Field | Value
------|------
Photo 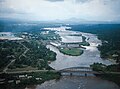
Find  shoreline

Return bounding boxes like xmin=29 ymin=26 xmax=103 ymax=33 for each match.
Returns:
xmin=47 ymin=29 xmax=114 ymax=70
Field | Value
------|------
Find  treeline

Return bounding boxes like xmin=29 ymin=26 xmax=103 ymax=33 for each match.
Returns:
xmin=91 ymin=63 xmax=120 ymax=86
xmin=71 ymin=24 xmax=120 ymax=65
xmin=0 ymin=71 xmax=60 ymax=89
xmin=0 ymin=41 xmax=24 ymax=71
xmin=9 ymin=40 xmax=56 ymax=70
xmin=0 ymin=39 xmax=56 ymax=71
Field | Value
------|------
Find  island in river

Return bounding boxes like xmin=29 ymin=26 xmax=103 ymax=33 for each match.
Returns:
xmin=0 ymin=25 xmax=120 ymax=89
xmin=25 ymin=26 xmax=119 ymax=89
xmin=44 ymin=26 xmax=114 ymax=70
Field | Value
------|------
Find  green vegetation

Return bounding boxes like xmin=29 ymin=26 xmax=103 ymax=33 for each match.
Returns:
xmin=0 ymin=31 xmax=61 ymax=89
xmin=7 ymin=66 xmax=38 ymax=72
xmin=0 ymin=31 xmax=58 ymax=71
xmin=0 ymin=71 xmax=61 ymax=89
xmin=90 ymin=63 xmax=107 ymax=72
xmin=90 ymin=63 xmax=120 ymax=86
xmin=81 ymin=36 xmax=90 ymax=46
xmin=9 ymin=40 xmax=56 ymax=70
xmin=91 ymin=63 xmax=119 ymax=72
xmin=59 ymin=48 xmax=83 ymax=56
xmin=79 ymin=42 xmax=90 ymax=46
xmin=58 ymin=35 xmax=86 ymax=56
xmin=96 ymin=74 xmax=120 ymax=87
xmin=97 ymin=29 xmax=120 ymax=70
xmin=69 ymin=34 xmax=82 ymax=36
xmin=72 ymin=24 xmax=120 ymax=86
xmin=20 ymin=71 xmax=60 ymax=84
xmin=0 ymin=41 xmax=25 ymax=71
xmin=72 ymin=24 xmax=120 ymax=65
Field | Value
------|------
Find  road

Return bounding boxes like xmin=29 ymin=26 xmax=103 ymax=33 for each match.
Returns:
xmin=60 ymin=70 xmax=120 ymax=75
xmin=3 ymin=59 xmax=15 ymax=73
xmin=2 ymin=41 xmax=29 ymax=73
xmin=0 ymin=69 xmax=58 ymax=74
xmin=1 ymin=68 xmax=120 ymax=75
xmin=18 ymin=41 xmax=29 ymax=59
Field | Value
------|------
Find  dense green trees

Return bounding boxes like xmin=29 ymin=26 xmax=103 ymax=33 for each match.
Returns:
xmin=10 ymin=40 xmax=56 ymax=70
xmin=0 ymin=41 xmax=24 ymax=70
xmin=72 ymin=24 xmax=120 ymax=66
xmin=0 ymin=39 xmax=56 ymax=71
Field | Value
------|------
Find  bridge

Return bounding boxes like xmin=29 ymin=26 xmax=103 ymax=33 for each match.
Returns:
xmin=0 ymin=67 xmax=120 ymax=76
xmin=59 ymin=67 xmax=120 ymax=76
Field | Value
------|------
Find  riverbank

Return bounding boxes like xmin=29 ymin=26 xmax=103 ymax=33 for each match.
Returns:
xmin=59 ymin=48 xmax=83 ymax=56
xmin=0 ymin=32 xmax=61 ymax=89
xmin=91 ymin=63 xmax=120 ymax=86
xmin=0 ymin=71 xmax=61 ymax=89
xmin=96 ymin=73 xmax=120 ymax=87
xmin=47 ymin=30 xmax=113 ymax=70
xmin=26 ymin=76 xmax=120 ymax=89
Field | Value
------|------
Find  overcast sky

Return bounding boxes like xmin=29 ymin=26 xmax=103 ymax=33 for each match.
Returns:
xmin=0 ymin=0 xmax=120 ymax=21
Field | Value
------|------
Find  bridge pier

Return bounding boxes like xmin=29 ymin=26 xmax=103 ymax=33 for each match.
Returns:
xmin=70 ymin=73 xmax=72 ymax=76
xmin=85 ymin=73 xmax=87 ymax=77
xmin=60 ymin=67 xmax=100 ymax=77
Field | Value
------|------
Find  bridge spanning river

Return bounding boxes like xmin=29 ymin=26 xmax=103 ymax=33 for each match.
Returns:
xmin=1 ymin=67 xmax=120 ymax=76
xmin=59 ymin=67 xmax=120 ymax=76
xmin=60 ymin=67 xmax=98 ymax=76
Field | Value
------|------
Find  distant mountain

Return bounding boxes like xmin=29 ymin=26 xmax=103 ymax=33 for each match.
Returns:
xmin=46 ymin=18 xmax=120 ymax=24
xmin=0 ymin=17 xmax=120 ymax=25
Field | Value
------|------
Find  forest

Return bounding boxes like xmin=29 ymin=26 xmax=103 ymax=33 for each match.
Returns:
xmin=71 ymin=24 xmax=120 ymax=65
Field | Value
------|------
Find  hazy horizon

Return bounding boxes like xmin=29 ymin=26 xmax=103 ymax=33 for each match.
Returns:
xmin=0 ymin=0 xmax=120 ymax=22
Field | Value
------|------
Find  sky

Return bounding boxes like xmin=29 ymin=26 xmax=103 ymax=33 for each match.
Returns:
xmin=0 ymin=0 xmax=120 ymax=22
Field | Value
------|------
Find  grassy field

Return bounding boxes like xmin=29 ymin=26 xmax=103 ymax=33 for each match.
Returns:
xmin=59 ymin=48 xmax=83 ymax=56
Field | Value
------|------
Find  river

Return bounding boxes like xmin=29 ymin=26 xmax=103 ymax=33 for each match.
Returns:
xmin=25 ymin=30 xmax=119 ymax=89
xmin=26 ymin=76 xmax=119 ymax=89
xmin=47 ymin=31 xmax=114 ymax=70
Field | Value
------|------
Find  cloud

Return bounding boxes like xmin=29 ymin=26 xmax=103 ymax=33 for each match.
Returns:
xmin=45 ymin=0 xmax=64 ymax=2
xmin=0 ymin=0 xmax=5 ymax=2
xmin=75 ymin=0 xmax=92 ymax=3
xmin=0 ymin=0 xmax=120 ymax=21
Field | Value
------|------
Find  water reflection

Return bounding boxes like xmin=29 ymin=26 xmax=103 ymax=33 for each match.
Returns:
xmin=32 ymin=76 xmax=119 ymax=89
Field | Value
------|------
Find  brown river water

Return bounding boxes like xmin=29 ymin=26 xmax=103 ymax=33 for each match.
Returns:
xmin=25 ymin=31 xmax=119 ymax=89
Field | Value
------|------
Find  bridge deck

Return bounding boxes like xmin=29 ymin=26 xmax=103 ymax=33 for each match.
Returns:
xmin=59 ymin=67 xmax=120 ymax=75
